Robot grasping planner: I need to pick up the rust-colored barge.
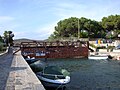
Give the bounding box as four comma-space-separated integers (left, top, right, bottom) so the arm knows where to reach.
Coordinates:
20, 41, 88, 59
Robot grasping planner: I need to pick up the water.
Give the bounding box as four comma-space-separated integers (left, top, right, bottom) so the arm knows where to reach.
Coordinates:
41, 58, 120, 90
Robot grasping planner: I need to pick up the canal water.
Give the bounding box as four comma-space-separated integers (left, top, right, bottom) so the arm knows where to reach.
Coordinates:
43, 58, 120, 90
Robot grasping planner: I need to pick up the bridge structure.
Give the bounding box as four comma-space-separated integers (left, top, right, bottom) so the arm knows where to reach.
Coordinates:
20, 40, 89, 59
0, 40, 88, 90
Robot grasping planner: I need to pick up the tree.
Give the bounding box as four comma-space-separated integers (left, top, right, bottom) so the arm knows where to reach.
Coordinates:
3, 31, 14, 46
102, 15, 120, 38
49, 17, 103, 39
0, 35, 3, 42
48, 15, 120, 40
54, 17, 79, 37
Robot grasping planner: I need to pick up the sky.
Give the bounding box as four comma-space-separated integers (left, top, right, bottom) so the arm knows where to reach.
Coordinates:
0, 0, 120, 40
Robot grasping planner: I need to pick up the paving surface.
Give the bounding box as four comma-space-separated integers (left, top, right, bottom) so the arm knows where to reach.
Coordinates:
0, 48, 13, 90
0, 47, 45, 90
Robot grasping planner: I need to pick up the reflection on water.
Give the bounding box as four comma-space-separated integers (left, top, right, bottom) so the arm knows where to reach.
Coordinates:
41, 58, 120, 90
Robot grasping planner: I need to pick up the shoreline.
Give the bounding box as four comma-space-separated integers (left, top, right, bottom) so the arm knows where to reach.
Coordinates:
90, 50, 120, 60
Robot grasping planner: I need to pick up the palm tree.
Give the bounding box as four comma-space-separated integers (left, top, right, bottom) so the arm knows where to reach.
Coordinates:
3, 31, 14, 46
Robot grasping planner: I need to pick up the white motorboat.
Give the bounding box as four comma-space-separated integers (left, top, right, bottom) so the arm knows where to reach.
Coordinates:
88, 55, 108, 60
36, 66, 70, 88
25, 56, 39, 64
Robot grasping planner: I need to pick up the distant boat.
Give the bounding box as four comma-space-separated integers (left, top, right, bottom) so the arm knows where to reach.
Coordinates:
25, 56, 39, 64
36, 66, 70, 88
88, 55, 108, 60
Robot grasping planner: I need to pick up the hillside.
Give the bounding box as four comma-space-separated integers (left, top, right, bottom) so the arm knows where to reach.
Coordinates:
13, 38, 43, 46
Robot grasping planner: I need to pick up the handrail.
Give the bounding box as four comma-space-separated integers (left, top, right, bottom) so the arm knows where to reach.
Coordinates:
42, 73, 64, 77
13, 48, 21, 55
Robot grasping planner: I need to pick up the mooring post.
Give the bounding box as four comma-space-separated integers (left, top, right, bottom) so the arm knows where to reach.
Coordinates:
87, 41, 89, 48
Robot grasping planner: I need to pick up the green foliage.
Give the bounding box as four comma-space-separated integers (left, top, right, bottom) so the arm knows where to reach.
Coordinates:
89, 43, 97, 48
0, 36, 6, 52
102, 15, 120, 38
0, 35, 3, 42
0, 42, 3, 51
54, 17, 79, 37
97, 46, 106, 49
48, 15, 120, 40
3, 31, 14, 46
0, 42, 6, 52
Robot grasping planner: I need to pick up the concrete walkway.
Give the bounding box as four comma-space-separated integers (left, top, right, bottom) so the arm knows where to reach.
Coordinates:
0, 47, 14, 90
0, 47, 45, 90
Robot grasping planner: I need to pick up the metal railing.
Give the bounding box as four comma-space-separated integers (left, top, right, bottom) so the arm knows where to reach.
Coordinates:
48, 37, 89, 42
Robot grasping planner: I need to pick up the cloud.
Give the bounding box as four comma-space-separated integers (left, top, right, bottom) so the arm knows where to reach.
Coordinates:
53, 1, 120, 21
13, 21, 57, 40
1, 0, 119, 40
36, 23, 55, 34
32, 22, 57, 40
0, 16, 14, 23
52, 2, 93, 20
14, 31, 29, 39
0, 16, 20, 36
0, 16, 16, 28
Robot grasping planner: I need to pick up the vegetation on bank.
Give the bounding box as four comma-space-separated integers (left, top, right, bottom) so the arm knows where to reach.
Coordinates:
0, 31, 14, 46
0, 31, 14, 53
48, 15, 120, 40
0, 42, 7, 53
0, 37, 5, 53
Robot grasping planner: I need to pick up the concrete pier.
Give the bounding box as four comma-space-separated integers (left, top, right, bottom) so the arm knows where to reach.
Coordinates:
0, 47, 45, 90
0, 48, 13, 90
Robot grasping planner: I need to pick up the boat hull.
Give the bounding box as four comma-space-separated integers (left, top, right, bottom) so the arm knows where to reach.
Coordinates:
40, 79, 66, 88
36, 73, 70, 88
88, 56, 108, 60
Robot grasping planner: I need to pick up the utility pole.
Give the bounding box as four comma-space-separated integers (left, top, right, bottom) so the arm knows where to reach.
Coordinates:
78, 18, 80, 39
7, 33, 9, 46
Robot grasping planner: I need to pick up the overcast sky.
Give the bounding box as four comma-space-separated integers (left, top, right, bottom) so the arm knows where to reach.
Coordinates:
0, 0, 120, 40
